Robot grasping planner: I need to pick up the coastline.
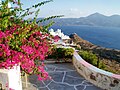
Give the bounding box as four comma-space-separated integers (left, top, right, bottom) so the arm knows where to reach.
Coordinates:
70, 33, 120, 74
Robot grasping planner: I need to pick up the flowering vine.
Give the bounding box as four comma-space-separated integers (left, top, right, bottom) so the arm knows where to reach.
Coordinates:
0, 24, 51, 80
0, 0, 61, 81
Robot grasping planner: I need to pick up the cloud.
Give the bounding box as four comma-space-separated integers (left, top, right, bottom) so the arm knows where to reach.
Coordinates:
63, 8, 84, 18
70, 8, 79, 12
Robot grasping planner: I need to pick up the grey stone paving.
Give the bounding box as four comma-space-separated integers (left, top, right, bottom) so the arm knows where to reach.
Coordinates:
22, 63, 102, 90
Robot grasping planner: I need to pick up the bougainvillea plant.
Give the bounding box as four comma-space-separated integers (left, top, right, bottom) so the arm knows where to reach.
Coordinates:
0, 0, 62, 80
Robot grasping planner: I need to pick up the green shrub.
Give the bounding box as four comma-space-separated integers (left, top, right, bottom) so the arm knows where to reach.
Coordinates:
48, 47, 74, 59
99, 62, 106, 69
56, 48, 64, 58
78, 50, 98, 66
78, 50, 106, 69
64, 48, 74, 58
47, 45, 57, 59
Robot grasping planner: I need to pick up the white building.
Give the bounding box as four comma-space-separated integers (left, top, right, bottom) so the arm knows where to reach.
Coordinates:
49, 28, 70, 40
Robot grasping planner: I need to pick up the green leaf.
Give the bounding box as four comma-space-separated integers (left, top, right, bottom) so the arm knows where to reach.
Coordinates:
43, 21, 55, 31
37, 15, 64, 24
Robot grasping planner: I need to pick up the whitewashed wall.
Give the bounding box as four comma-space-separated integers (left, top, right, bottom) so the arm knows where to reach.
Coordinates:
0, 66, 22, 90
73, 52, 120, 90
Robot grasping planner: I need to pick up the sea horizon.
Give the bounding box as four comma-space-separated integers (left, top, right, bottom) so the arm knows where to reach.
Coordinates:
51, 25, 120, 50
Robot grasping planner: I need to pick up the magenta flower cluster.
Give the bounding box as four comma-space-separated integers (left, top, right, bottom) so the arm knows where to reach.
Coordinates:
0, 25, 51, 80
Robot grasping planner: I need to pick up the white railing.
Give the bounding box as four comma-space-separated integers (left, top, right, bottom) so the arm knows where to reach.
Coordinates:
73, 51, 120, 90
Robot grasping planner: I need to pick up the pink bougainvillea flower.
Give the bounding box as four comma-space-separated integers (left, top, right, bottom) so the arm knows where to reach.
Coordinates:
9, 88, 14, 90
5, 82, 8, 88
0, 0, 53, 81
0, 25, 50, 81
54, 35, 60, 42
21, 45, 35, 55
37, 75, 43, 81
0, 31, 6, 39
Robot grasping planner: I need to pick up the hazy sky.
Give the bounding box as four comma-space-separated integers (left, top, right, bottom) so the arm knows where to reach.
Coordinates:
20, 0, 120, 18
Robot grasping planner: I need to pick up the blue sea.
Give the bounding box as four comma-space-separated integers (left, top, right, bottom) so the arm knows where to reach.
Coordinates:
51, 25, 120, 50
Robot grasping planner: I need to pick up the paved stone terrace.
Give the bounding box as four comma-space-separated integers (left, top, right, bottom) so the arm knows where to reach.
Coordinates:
22, 63, 102, 90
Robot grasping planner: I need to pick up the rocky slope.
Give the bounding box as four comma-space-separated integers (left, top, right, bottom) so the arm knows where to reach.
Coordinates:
70, 33, 120, 74
70, 33, 120, 62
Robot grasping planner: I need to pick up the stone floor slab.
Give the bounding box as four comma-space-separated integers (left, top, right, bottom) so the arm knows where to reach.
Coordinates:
76, 85, 85, 90
39, 87, 49, 90
64, 75, 83, 85
22, 63, 102, 90
66, 71, 83, 78
29, 75, 45, 87
85, 86, 102, 90
49, 72, 64, 82
48, 82, 75, 90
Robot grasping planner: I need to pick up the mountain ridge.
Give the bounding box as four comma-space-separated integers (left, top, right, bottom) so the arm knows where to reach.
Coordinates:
38, 13, 120, 27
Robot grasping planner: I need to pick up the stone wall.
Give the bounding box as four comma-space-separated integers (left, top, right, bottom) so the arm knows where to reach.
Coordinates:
0, 66, 22, 90
73, 52, 120, 90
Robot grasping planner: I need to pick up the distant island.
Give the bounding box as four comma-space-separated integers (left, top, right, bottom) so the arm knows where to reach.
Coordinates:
38, 13, 120, 27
